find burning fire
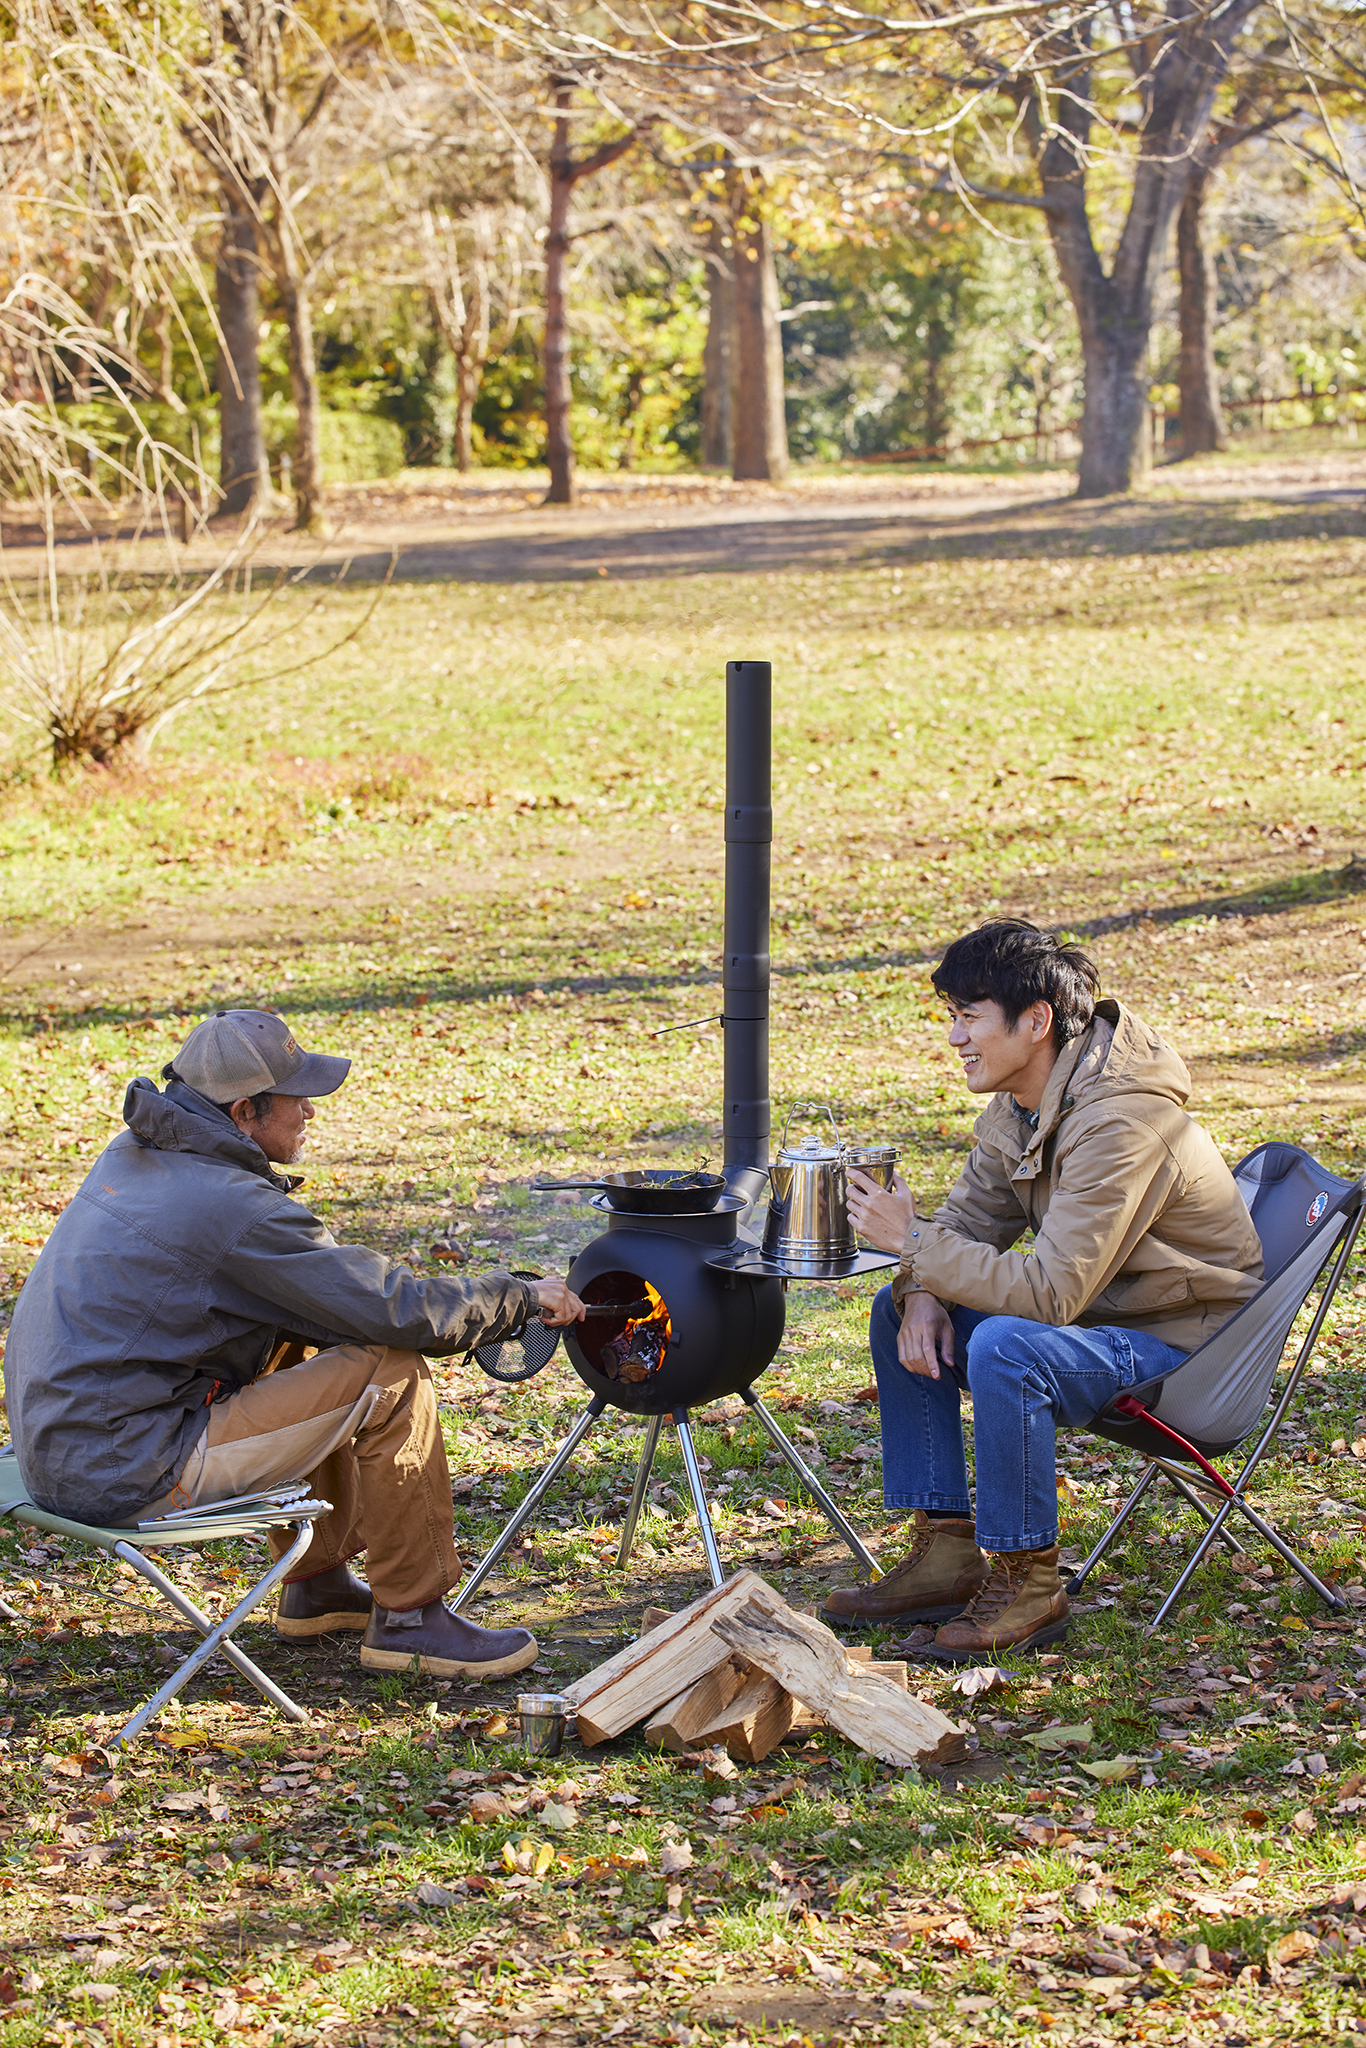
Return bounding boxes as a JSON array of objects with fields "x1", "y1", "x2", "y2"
[
  {"x1": 626, "y1": 1281, "x2": 670, "y2": 1344},
  {"x1": 599, "y1": 1280, "x2": 670, "y2": 1383}
]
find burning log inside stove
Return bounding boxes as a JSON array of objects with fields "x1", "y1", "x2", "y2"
[{"x1": 598, "y1": 1281, "x2": 671, "y2": 1384}]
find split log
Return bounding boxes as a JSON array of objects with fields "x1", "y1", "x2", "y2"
[
  {"x1": 690, "y1": 1671, "x2": 797, "y2": 1763},
  {"x1": 644, "y1": 1655, "x2": 752, "y2": 1752},
  {"x1": 566, "y1": 1571, "x2": 780, "y2": 1745},
  {"x1": 639, "y1": 1606, "x2": 673, "y2": 1637},
  {"x1": 840, "y1": 1644, "x2": 908, "y2": 1687},
  {"x1": 711, "y1": 1598, "x2": 967, "y2": 1767}
]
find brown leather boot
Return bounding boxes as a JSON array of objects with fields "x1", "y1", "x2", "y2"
[
  {"x1": 822, "y1": 1511, "x2": 988, "y2": 1628},
  {"x1": 921, "y1": 1545, "x2": 1070, "y2": 1663}
]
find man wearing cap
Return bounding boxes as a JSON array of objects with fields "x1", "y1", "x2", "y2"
[{"x1": 3, "y1": 1009, "x2": 585, "y2": 1681}]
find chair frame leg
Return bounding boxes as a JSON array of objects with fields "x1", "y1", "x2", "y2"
[
  {"x1": 110, "y1": 1520, "x2": 317, "y2": 1747},
  {"x1": 616, "y1": 1415, "x2": 664, "y2": 1570},
  {"x1": 1160, "y1": 1465, "x2": 1247, "y2": 1557},
  {"x1": 1098, "y1": 1202, "x2": 1366, "y2": 1634},
  {"x1": 741, "y1": 1388, "x2": 883, "y2": 1579},
  {"x1": 450, "y1": 1395, "x2": 606, "y2": 1613},
  {"x1": 1065, "y1": 1462, "x2": 1159, "y2": 1595}
]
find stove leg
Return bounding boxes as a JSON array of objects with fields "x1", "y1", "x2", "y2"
[
  {"x1": 450, "y1": 1395, "x2": 607, "y2": 1613},
  {"x1": 673, "y1": 1408, "x2": 726, "y2": 1591},
  {"x1": 617, "y1": 1415, "x2": 664, "y2": 1570},
  {"x1": 740, "y1": 1388, "x2": 884, "y2": 1580}
]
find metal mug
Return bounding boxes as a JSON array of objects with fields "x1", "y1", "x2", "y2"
[
  {"x1": 844, "y1": 1142, "x2": 900, "y2": 1191},
  {"x1": 517, "y1": 1692, "x2": 568, "y2": 1758}
]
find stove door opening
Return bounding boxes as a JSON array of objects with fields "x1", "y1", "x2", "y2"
[{"x1": 581, "y1": 1270, "x2": 672, "y2": 1385}]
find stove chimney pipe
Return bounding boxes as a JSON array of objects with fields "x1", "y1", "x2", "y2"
[{"x1": 722, "y1": 660, "x2": 771, "y2": 1204}]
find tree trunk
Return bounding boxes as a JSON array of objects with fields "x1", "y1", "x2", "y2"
[
  {"x1": 1071, "y1": 293, "x2": 1153, "y2": 496},
  {"x1": 729, "y1": 174, "x2": 788, "y2": 483},
  {"x1": 215, "y1": 181, "x2": 267, "y2": 518},
  {"x1": 701, "y1": 221, "x2": 734, "y2": 470},
  {"x1": 543, "y1": 103, "x2": 575, "y2": 506},
  {"x1": 454, "y1": 223, "x2": 490, "y2": 474},
  {"x1": 1026, "y1": 0, "x2": 1258, "y2": 497},
  {"x1": 1177, "y1": 166, "x2": 1226, "y2": 457},
  {"x1": 270, "y1": 221, "x2": 323, "y2": 532},
  {"x1": 923, "y1": 308, "x2": 951, "y2": 455}
]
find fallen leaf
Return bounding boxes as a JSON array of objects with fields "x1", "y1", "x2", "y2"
[
  {"x1": 415, "y1": 1881, "x2": 459, "y2": 1907},
  {"x1": 1080, "y1": 1757, "x2": 1138, "y2": 1782},
  {"x1": 539, "y1": 1800, "x2": 578, "y2": 1831},
  {"x1": 501, "y1": 1839, "x2": 554, "y2": 1877},
  {"x1": 660, "y1": 1838, "x2": 694, "y2": 1876},
  {"x1": 1269, "y1": 1929, "x2": 1317, "y2": 1965},
  {"x1": 469, "y1": 1790, "x2": 509, "y2": 1822},
  {"x1": 1292, "y1": 1809, "x2": 1318, "y2": 1835},
  {"x1": 1190, "y1": 1847, "x2": 1228, "y2": 1869},
  {"x1": 953, "y1": 1665, "x2": 1017, "y2": 1698},
  {"x1": 1022, "y1": 1721, "x2": 1093, "y2": 1752}
]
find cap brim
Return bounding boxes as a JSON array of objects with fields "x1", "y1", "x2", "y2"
[{"x1": 285, "y1": 1052, "x2": 351, "y2": 1097}]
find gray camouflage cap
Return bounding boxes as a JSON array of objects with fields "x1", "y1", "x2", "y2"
[{"x1": 174, "y1": 1009, "x2": 350, "y2": 1102}]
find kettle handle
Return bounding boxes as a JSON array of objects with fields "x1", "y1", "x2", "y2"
[{"x1": 780, "y1": 1100, "x2": 844, "y2": 1152}]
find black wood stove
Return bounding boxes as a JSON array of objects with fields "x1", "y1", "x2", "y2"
[{"x1": 452, "y1": 662, "x2": 889, "y2": 1607}]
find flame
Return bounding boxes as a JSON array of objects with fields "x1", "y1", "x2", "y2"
[{"x1": 624, "y1": 1280, "x2": 671, "y2": 1345}]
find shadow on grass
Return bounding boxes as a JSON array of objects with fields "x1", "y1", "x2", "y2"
[
  {"x1": 235, "y1": 485, "x2": 1366, "y2": 588},
  {"x1": 4, "y1": 859, "x2": 1363, "y2": 1044}
]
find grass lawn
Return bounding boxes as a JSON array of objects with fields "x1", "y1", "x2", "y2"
[{"x1": 1, "y1": 459, "x2": 1366, "y2": 2045}]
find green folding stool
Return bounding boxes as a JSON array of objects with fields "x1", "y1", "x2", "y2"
[{"x1": 0, "y1": 1451, "x2": 330, "y2": 1746}]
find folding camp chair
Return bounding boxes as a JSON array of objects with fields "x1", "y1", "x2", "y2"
[
  {"x1": 1067, "y1": 1143, "x2": 1366, "y2": 1634},
  {"x1": 0, "y1": 1449, "x2": 331, "y2": 1746}
]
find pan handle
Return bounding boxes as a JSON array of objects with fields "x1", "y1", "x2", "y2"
[{"x1": 530, "y1": 1177, "x2": 601, "y2": 1191}]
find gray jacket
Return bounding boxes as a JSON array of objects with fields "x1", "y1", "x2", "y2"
[{"x1": 3, "y1": 1077, "x2": 540, "y2": 1524}]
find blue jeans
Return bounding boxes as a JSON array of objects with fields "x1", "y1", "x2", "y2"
[{"x1": 869, "y1": 1286, "x2": 1189, "y2": 1551}]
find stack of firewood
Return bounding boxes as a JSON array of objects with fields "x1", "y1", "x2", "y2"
[{"x1": 561, "y1": 1572, "x2": 967, "y2": 1768}]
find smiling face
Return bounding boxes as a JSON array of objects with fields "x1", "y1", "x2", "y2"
[{"x1": 945, "y1": 996, "x2": 1059, "y2": 1110}]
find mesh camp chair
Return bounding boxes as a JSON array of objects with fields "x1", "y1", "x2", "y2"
[
  {"x1": 1067, "y1": 1143, "x2": 1366, "y2": 1634},
  {"x1": 0, "y1": 1450, "x2": 330, "y2": 1746}
]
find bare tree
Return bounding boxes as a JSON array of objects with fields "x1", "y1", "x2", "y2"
[
  {"x1": 216, "y1": 168, "x2": 271, "y2": 514},
  {"x1": 700, "y1": 214, "x2": 735, "y2": 469},
  {"x1": 420, "y1": 205, "x2": 497, "y2": 472},
  {"x1": 543, "y1": 78, "x2": 641, "y2": 505},
  {"x1": 186, "y1": 0, "x2": 384, "y2": 532},
  {"x1": 728, "y1": 167, "x2": 788, "y2": 482}
]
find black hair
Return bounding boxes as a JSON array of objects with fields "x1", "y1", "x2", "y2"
[
  {"x1": 931, "y1": 920, "x2": 1101, "y2": 1049},
  {"x1": 162, "y1": 1061, "x2": 274, "y2": 1121}
]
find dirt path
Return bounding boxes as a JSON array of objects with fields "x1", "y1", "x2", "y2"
[{"x1": 5, "y1": 448, "x2": 1363, "y2": 586}]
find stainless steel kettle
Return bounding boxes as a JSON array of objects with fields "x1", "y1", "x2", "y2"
[{"x1": 762, "y1": 1104, "x2": 857, "y2": 1270}]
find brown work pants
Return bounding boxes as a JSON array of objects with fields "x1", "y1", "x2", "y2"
[{"x1": 153, "y1": 1344, "x2": 460, "y2": 1611}]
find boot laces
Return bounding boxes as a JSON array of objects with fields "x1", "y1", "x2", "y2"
[
  {"x1": 880, "y1": 1518, "x2": 952, "y2": 1590},
  {"x1": 960, "y1": 1551, "x2": 1030, "y2": 1626}
]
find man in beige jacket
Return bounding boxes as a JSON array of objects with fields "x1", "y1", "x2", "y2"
[{"x1": 825, "y1": 920, "x2": 1262, "y2": 1659}]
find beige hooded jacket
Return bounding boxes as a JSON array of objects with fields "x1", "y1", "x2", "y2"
[{"x1": 892, "y1": 999, "x2": 1263, "y2": 1353}]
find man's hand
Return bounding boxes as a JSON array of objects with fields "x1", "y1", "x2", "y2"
[
  {"x1": 847, "y1": 1167, "x2": 917, "y2": 1253},
  {"x1": 897, "y1": 1292, "x2": 955, "y2": 1379},
  {"x1": 534, "y1": 1276, "x2": 586, "y2": 1325}
]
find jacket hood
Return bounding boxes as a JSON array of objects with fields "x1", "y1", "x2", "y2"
[
  {"x1": 1013, "y1": 1000, "x2": 1192, "y2": 1172},
  {"x1": 122, "y1": 1076, "x2": 300, "y2": 1191}
]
